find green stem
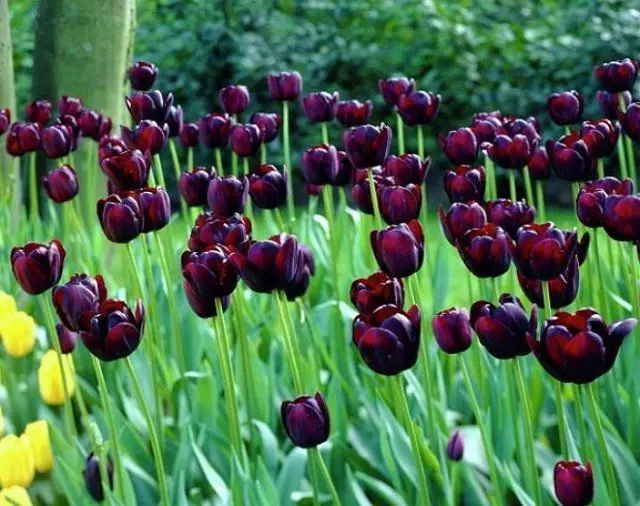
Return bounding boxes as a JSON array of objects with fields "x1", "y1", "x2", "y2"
[
  {"x1": 508, "y1": 170, "x2": 517, "y2": 202},
  {"x1": 321, "y1": 123, "x2": 329, "y2": 145},
  {"x1": 367, "y1": 167, "x2": 383, "y2": 229},
  {"x1": 522, "y1": 166, "x2": 534, "y2": 206},
  {"x1": 29, "y1": 151, "x2": 39, "y2": 222},
  {"x1": 283, "y1": 101, "x2": 295, "y2": 224},
  {"x1": 275, "y1": 291, "x2": 303, "y2": 392},
  {"x1": 396, "y1": 113, "x2": 405, "y2": 154},
  {"x1": 620, "y1": 93, "x2": 637, "y2": 183},
  {"x1": 187, "y1": 146, "x2": 194, "y2": 170},
  {"x1": 597, "y1": 158, "x2": 605, "y2": 179},
  {"x1": 484, "y1": 155, "x2": 497, "y2": 201},
  {"x1": 170, "y1": 139, "x2": 190, "y2": 223},
  {"x1": 153, "y1": 154, "x2": 166, "y2": 188},
  {"x1": 417, "y1": 125, "x2": 424, "y2": 160},
  {"x1": 571, "y1": 182, "x2": 580, "y2": 216},
  {"x1": 91, "y1": 424, "x2": 115, "y2": 504},
  {"x1": 535, "y1": 181, "x2": 546, "y2": 222},
  {"x1": 260, "y1": 144, "x2": 267, "y2": 165},
  {"x1": 309, "y1": 448, "x2": 343, "y2": 506},
  {"x1": 616, "y1": 128, "x2": 629, "y2": 179},
  {"x1": 274, "y1": 207, "x2": 287, "y2": 232},
  {"x1": 215, "y1": 148, "x2": 224, "y2": 176},
  {"x1": 592, "y1": 230, "x2": 610, "y2": 320}
]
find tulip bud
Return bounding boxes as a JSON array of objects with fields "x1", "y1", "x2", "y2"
[
  {"x1": 547, "y1": 91, "x2": 584, "y2": 125},
  {"x1": 267, "y1": 71, "x2": 303, "y2": 101},
  {"x1": 336, "y1": 100, "x2": 373, "y2": 127},
  {"x1": 284, "y1": 245, "x2": 315, "y2": 301},
  {"x1": 38, "y1": 350, "x2": 76, "y2": 405},
  {"x1": 302, "y1": 92, "x2": 339, "y2": 123},
  {"x1": 350, "y1": 272, "x2": 404, "y2": 314},
  {"x1": 0, "y1": 311, "x2": 36, "y2": 358},
  {"x1": 41, "y1": 124, "x2": 73, "y2": 158},
  {"x1": 0, "y1": 108, "x2": 11, "y2": 135},
  {"x1": 397, "y1": 91, "x2": 440, "y2": 126},
  {"x1": 438, "y1": 202, "x2": 487, "y2": 246},
  {"x1": 55, "y1": 324, "x2": 78, "y2": 354},
  {"x1": 384, "y1": 154, "x2": 430, "y2": 185},
  {"x1": 446, "y1": 431, "x2": 464, "y2": 462},
  {"x1": 554, "y1": 461, "x2": 594, "y2": 506},
  {"x1": 179, "y1": 122, "x2": 200, "y2": 148},
  {"x1": 24, "y1": 100, "x2": 52, "y2": 125},
  {"x1": 199, "y1": 113, "x2": 235, "y2": 149},
  {"x1": 471, "y1": 112, "x2": 503, "y2": 144},
  {"x1": 518, "y1": 257, "x2": 581, "y2": 309},
  {"x1": 83, "y1": 452, "x2": 114, "y2": 502},
  {"x1": 0, "y1": 486, "x2": 32, "y2": 505},
  {"x1": 0, "y1": 291, "x2": 17, "y2": 317},
  {"x1": 5, "y1": 122, "x2": 40, "y2": 156},
  {"x1": 301, "y1": 144, "x2": 339, "y2": 185},
  {"x1": 207, "y1": 176, "x2": 249, "y2": 217},
  {"x1": 443, "y1": 165, "x2": 486, "y2": 203},
  {"x1": 0, "y1": 435, "x2": 35, "y2": 488},
  {"x1": 121, "y1": 120, "x2": 168, "y2": 154},
  {"x1": 617, "y1": 102, "x2": 640, "y2": 143},
  {"x1": 457, "y1": 224, "x2": 511, "y2": 278},
  {"x1": 281, "y1": 392, "x2": 330, "y2": 448},
  {"x1": 24, "y1": 420, "x2": 53, "y2": 473},
  {"x1": 188, "y1": 212, "x2": 252, "y2": 252},
  {"x1": 594, "y1": 58, "x2": 639, "y2": 93},
  {"x1": 528, "y1": 146, "x2": 551, "y2": 180},
  {"x1": 101, "y1": 149, "x2": 151, "y2": 191},
  {"x1": 343, "y1": 123, "x2": 392, "y2": 169},
  {"x1": 546, "y1": 133, "x2": 596, "y2": 182},
  {"x1": 335, "y1": 151, "x2": 354, "y2": 186},
  {"x1": 166, "y1": 105, "x2": 184, "y2": 138},
  {"x1": 58, "y1": 114, "x2": 81, "y2": 151},
  {"x1": 488, "y1": 133, "x2": 539, "y2": 170},
  {"x1": 596, "y1": 90, "x2": 630, "y2": 120},
  {"x1": 125, "y1": 90, "x2": 173, "y2": 124},
  {"x1": 580, "y1": 119, "x2": 620, "y2": 158},
  {"x1": 97, "y1": 194, "x2": 144, "y2": 243},
  {"x1": 230, "y1": 123, "x2": 264, "y2": 157},
  {"x1": 219, "y1": 85, "x2": 250, "y2": 115},
  {"x1": 52, "y1": 273, "x2": 107, "y2": 333},
  {"x1": 577, "y1": 177, "x2": 634, "y2": 229},
  {"x1": 249, "y1": 164, "x2": 288, "y2": 209},
  {"x1": 58, "y1": 96, "x2": 84, "y2": 118},
  {"x1": 128, "y1": 60, "x2": 158, "y2": 91},
  {"x1": 179, "y1": 166, "x2": 216, "y2": 207},
  {"x1": 78, "y1": 109, "x2": 112, "y2": 141},
  {"x1": 378, "y1": 182, "x2": 422, "y2": 225},
  {"x1": 432, "y1": 307, "x2": 473, "y2": 354},
  {"x1": 11, "y1": 240, "x2": 66, "y2": 295},
  {"x1": 42, "y1": 165, "x2": 79, "y2": 203},
  {"x1": 378, "y1": 77, "x2": 415, "y2": 106},
  {"x1": 130, "y1": 187, "x2": 171, "y2": 233},
  {"x1": 98, "y1": 135, "x2": 127, "y2": 162},
  {"x1": 249, "y1": 112, "x2": 281, "y2": 143},
  {"x1": 485, "y1": 198, "x2": 535, "y2": 237},
  {"x1": 602, "y1": 192, "x2": 640, "y2": 242},
  {"x1": 439, "y1": 128, "x2": 479, "y2": 165},
  {"x1": 370, "y1": 220, "x2": 424, "y2": 278}
]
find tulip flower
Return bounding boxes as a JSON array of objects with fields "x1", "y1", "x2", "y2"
[
  {"x1": 443, "y1": 165, "x2": 486, "y2": 203},
  {"x1": 485, "y1": 198, "x2": 536, "y2": 237},
  {"x1": 179, "y1": 166, "x2": 216, "y2": 207},
  {"x1": 378, "y1": 182, "x2": 422, "y2": 224},
  {"x1": 128, "y1": 187, "x2": 171, "y2": 233},
  {"x1": 335, "y1": 150, "x2": 355, "y2": 186},
  {"x1": 284, "y1": 245, "x2": 315, "y2": 301},
  {"x1": 301, "y1": 144, "x2": 339, "y2": 185},
  {"x1": 267, "y1": 71, "x2": 303, "y2": 101},
  {"x1": 343, "y1": 123, "x2": 392, "y2": 169},
  {"x1": 24, "y1": 99, "x2": 52, "y2": 125},
  {"x1": 384, "y1": 154, "x2": 430, "y2": 185},
  {"x1": 446, "y1": 431, "x2": 464, "y2": 462},
  {"x1": 125, "y1": 90, "x2": 173, "y2": 124},
  {"x1": 350, "y1": 272, "x2": 404, "y2": 314},
  {"x1": 179, "y1": 122, "x2": 200, "y2": 148},
  {"x1": 249, "y1": 112, "x2": 281, "y2": 143},
  {"x1": 602, "y1": 193, "x2": 640, "y2": 241},
  {"x1": 101, "y1": 148, "x2": 151, "y2": 191},
  {"x1": 83, "y1": 452, "x2": 114, "y2": 502},
  {"x1": 370, "y1": 220, "x2": 424, "y2": 278},
  {"x1": 98, "y1": 135, "x2": 127, "y2": 161},
  {"x1": 97, "y1": 194, "x2": 144, "y2": 243},
  {"x1": 528, "y1": 146, "x2": 551, "y2": 180},
  {"x1": 487, "y1": 132, "x2": 538, "y2": 169},
  {"x1": 432, "y1": 307, "x2": 473, "y2": 354},
  {"x1": 305, "y1": 182, "x2": 322, "y2": 196},
  {"x1": 58, "y1": 115, "x2": 81, "y2": 151},
  {"x1": 518, "y1": 256, "x2": 581, "y2": 309},
  {"x1": 249, "y1": 164, "x2": 288, "y2": 209},
  {"x1": 10, "y1": 240, "x2": 66, "y2": 295},
  {"x1": 199, "y1": 113, "x2": 235, "y2": 149},
  {"x1": 596, "y1": 90, "x2": 630, "y2": 119},
  {"x1": 579, "y1": 119, "x2": 620, "y2": 158},
  {"x1": 121, "y1": 120, "x2": 168, "y2": 154},
  {"x1": 24, "y1": 420, "x2": 53, "y2": 473},
  {"x1": 0, "y1": 311, "x2": 36, "y2": 358},
  {"x1": 188, "y1": 212, "x2": 252, "y2": 252},
  {"x1": 42, "y1": 165, "x2": 79, "y2": 203},
  {"x1": 439, "y1": 127, "x2": 479, "y2": 165},
  {"x1": 594, "y1": 58, "x2": 639, "y2": 93},
  {"x1": 547, "y1": 91, "x2": 584, "y2": 125},
  {"x1": 577, "y1": 177, "x2": 634, "y2": 228},
  {"x1": 281, "y1": 392, "x2": 330, "y2": 448},
  {"x1": 207, "y1": 176, "x2": 249, "y2": 217},
  {"x1": 58, "y1": 96, "x2": 84, "y2": 118},
  {"x1": 128, "y1": 60, "x2": 158, "y2": 91},
  {"x1": 471, "y1": 112, "x2": 503, "y2": 144},
  {"x1": 529, "y1": 309, "x2": 637, "y2": 383},
  {"x1": 302, "y1": 92, "x2": 339, "y2": 123},
  {"x1": 0, "y1": 486, "x2": 32, "y2": 506},
  {"x1": 230, "y1": 123, "x2": 264, "y2": 157},
  {"x1": 219, "y1": 85, "x2": 250, "y2": 115},
  {"x1": 397, "y1": 91, "x2": 441, "y2": 126},
  {"x1": 378, "y1": 77, "x2": 415, "y2": 106},
  {"x1": 40, "y1": 124, "x2": 73, "y2": 158},
  {"x1": 78, "y1": 109, "x2": 112, "y2": 141},
  {"x1": 456, "y1": 224, "x2": 511, "y2": 278},
  {"x1": 438, "y1": 201, "x2": 487, "y2": 246},
  {"x1": 336, "y1": 99, "x2": 373, "y2": 127},
  {"x1": 81, "y1": 298, "x2": 145, "y2": 361},
  {"x1": 166, "y1": 105, "x2": 183, "y2": 138},
  {"x1": 38, "y1": 350, "x2": 76, "y2": 404},
  {"x1": 0, "y1": 291, "x2": 17, "y2": 317},
  {"x1": 5, "y1": 122, "x2": 40, "y2": 156},
  {"x1": 230, "y1": 233, "x2": 300, "y2": 293},
  {"x1": 546, "y1": 132, "x2": 596, "y2": 182},
  {"x1": 0, "y1": 434, "x2": 35, "y2": 488},
  {"x1": 554, "y1": 461, "x2": 594, "y2": 506},
  {"x1": 0, "y1": 108, "x2": 10, "y2": 135},
  {"x1": 52, "y1": 273, "x2": 107, "y2": 332},
  {"x1": 352, "y1": 168, "x2": 389, "y2": 215},
  {"x1": 55, "y1": 324, "x2": 78, "y2": 354},
  {"x1": 617, "y1": 102, "x2": 640, "y2": 143}
]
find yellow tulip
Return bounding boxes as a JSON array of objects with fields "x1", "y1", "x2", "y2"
[
  {"x1": 0, "y1": 434, "x2": 35, "y2": 488},
  {"x1": 38, "y1": 350, "x2": 76, "y2": 406},
  {"x1": 24, "y1": 420, "x2": 54, "y2": 473},
  {"x1": 0, "y1": 291, "x2": 17, "y2": 319},
  {"x1": 0, "y1": 311, "x2": 36, "y2": 358},
  {"x1": 0, "y1": 486, "x2": 33, "y2": 506}
]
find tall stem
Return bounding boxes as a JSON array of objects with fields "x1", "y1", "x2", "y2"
[
  {"x1": 484, "y1": 155, "x2": 497, "y2": 200},
  {"x1": 522, "y1": 166, "x2": 534, "y2": 206},
  {"x1": 597, "y1": 158, "x2": 605, "y2": 179},
  {"x1": 592, "y1": 230, "x2": 610, "y2": 320},
  {"x1": 367, "y1": 167, "x2": 383, "y2": 229},
  {"x1": 620, "y1": 93, "x2": 637, "y2": 184},
  {"x1": 283, "y1": 101, "x2": 295, "y2": 224},
  {"x1": 187, "y1": 146, "x2": 194, "y2": 169},
  {"x1": 508, "y1": 170, "x2": 517, "y2": 202},
  {"x1": 616, "y1": 128, "x2": 629, "y2": 179},
  {"x1": 396, "y1": 113, "x2": 405, "y2": 154},
  {"x1": 215, "y1": 148, "x2": 224, "y2": 176},
  {"x1": 260, "y1": 144, "x2": 267, "y2": 165},
  {"x1": 275, "y1": 291, "x2": 303, "y2": 392},
  {"x1": 309, "y1": 448, "x2": 343, "y2": 506},
  {"x1": 153, "y1": 154, "x2": 166, "y2": 188},
  {"x1": 417, "y1": 125, "x2": 424, "y2": 159},
  {"x1": 29, "y1": 151, "x2": 39, "y2": 223},
  {"x1": 321, "y1": 123, "x2": 329, "y2": 145},
  {"x1": 170, "y1": 139, "x2": 190, "y2": 223},
  {"x1": 535, "y1": 181, "x2": 546, "y2": 222}
]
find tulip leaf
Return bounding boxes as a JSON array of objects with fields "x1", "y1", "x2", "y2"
[
  {"x1": 190, "y1": 429, "x2": 230, "y2": 503},
  {"x1": 276, "y1": 447, "x2": 308, "y2": 505},
  {"x1": 354, "y1": 471, "x2": 408, "y2": 506}
]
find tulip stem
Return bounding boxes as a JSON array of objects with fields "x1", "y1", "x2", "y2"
[
  {"x1": 282, "y1": 101, "x2": 295, "y2": 224},
  {"x1": 170, "y1": 139, "x2": 190, "y2": 225},
  {"x1": 274, "y1": 207, "x2": 287, "y2": 232},
  {"x1": 522, "y1": 166, "x2": 534, "y2": 206},
  {"x1": 508, "y1": 170, "x2": 517, "y2": 202},
  {"x1": 215, "y1": 148, "x2": 224, "y2": 176},
  {"x1": 29, "y1": 151, "x2": 39, "y2": 225},
  {"x1": 260, "y1": 144, "x2": 267, "y2": 165},
  {"x1": 597, "y1": 158, "x2": 605, "y2": 179},
  {"x1": 396, "y1": 113, "x2": 405, "y2": 154},
  {"x1": 187, "y1": 147, "x2": 194, "y2": 169},
  {"x1": 592, "y1": 230, "x2": 611, "y2": 320},
  {"x1": 535, "y1": 181, "x2": 546, "y2": 222},
  {"x1": 321, "y1": 123, "x2": 329, "y2": 145},
  {"x1": 417, "y1": 125, "x2": 424, "y2": 160},
  {"x1": 619, "y1": 94, "x2": 638, "y2": 184},
  {"x1": 484, "y1": 154, "x2": 497, "y2": 201},
  {"x1": 275, "y1": 290, "x2": 304, "y2": 392},
  {"x1": 124, "y1": 357, "x2": 170, "y2": 506},
  {"x1": 309, "y1": 448, "x2": 343, "y2": 506},
  {"x1": 367, "y1": 167, "x2": 383, "y2": 229},
  {"x1": 153, "y1": 154, "x2": 166, "y2": 188},
  {"x1": 616, "y1": 124, "x2": 629, "y2": 179}
]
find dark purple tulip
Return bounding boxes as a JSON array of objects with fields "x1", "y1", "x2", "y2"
[
  {"x1": 350, "y1": 272, "x2": 403, "y2": 314},
  {"x1": 580, "y1": 119, "x2": 620, "y2": 158},
  {"x1": 58, "y1": 114, "x2": 81, "y2": 152},
  {"x1": 443, "y1": 165, "x2": 486, "y2": 203},
  {"x1": 98, "y1": 135, "x2": 127, "y2": 162},
  {"x1": 305, "y1": 182, "x2": 323, "y2": 196},
  {"x1": 188, "y1": 212, "x2": 252, "y2": 252},
  {"x1": 335, "y1": 150, "x2": 354, "y2": 186},
  {"x1": 249, "y1": 164, "x2": 288, "y2": 209},
  {"x1": 199, "y1": 113, "x2": 235, "y2": 149},
  {"x1": 52, "y1": 274, "x2": 107, "y2": 333},
  {"x1": 0, "y1": 108, "x2": 11, "y2": 135},
  {"x1": 281, "y1": 392, "x2": 330, "y2": 448},
  {"x1": 596, "y1": 90, "x2": 631, "y2": 120},
  {"x1": 41, "y1": 124, "x2": 73, "y2": 158},
  {"x1": 249, "y1": 112, "x2": 281, "y2": 143},
  {"x1": 438, "y1": 201, "x2": 487, "y2": 246},
  {"x1": 336, "y1": 100, "x2": 373, "y2": 127},
  {"x1": 378, "y1": 183, "x2": 422, "y2": 225},
  {"x1": 125, "y1": 90, "x2": 173, "y2": 124},
  {"x1": 83, "y1": 452, "x2": 114, "y2": 502},
  {"x1": 179, "y1": 166, "x2": 216, "y2": 207},
  {"x1": 577, "y1": 177, "x2": 634, "y2": 228},
  {"x1": 301, "y1": 144, "x2": 339, "y2": 185},
  {"x1": 56, "y1": 323, "x2": 78, "y2": 354},
  {"x1": 181, "y1": 246, "x2": 238, "y2": 317},
  {"x1": 546, "y1": 133, "x2": 596, "y2": 182},
  {"x1": 58, "y1": 96, "x2": 84, "y2": 118},
  {"x1": 42, "y1": 165, "x2": 79, "y2": 203},
  {"x1": 97, "y1": 194, "x2": 143, "y2": 243},
  {"x1": 353, "y1": 304, "x2": 420, "y2": 375},
  {"x1": 10, "y1": 240, "x2": 66, "y2": 295},
  {"x1": 25, "y1": 99, "x2": 52, "y2": 125},
  {"x1": 503, "y1": 117, "x2": 541, "y2": 144},
  {"x1": 121, "y1": 120, "x2": 168, "y2": 155},
  {"x1": 487, "y1": 133, "x2": 537, "y2": 169},
  {"x1": 384, "y1": 154, "x2": 430, "y2": 185},
  {"x1": 207, "y1": 176, "x2": 249, "y2": 217},
  {"x1": 602, "y1": 193, "x2": 640, "y2": 241},
  {"x1": 343, "y1": 123, "x2": 392, "y2": 169},
  {"x1": 471, "y1": 112, "x2": 503, "y2": 144},
  {"x1": 554, "y1": 461, "x2": 594, "y2": 506},
  {"x1": 230, "y1": 234, "x2": 300, "y2": 293},
  {"x1": 594, "y1": 58, "x2": 639, "y2": 93},
  {"x1": 284, "y1": 244, "x2": 315, "y2": 301},
  {"x1": 397, "y1": 91, "x2": 440, "y2": 126},
  {"x1": 5, "y1": 122, "x2": 41, "y2": 156},
  {"x1": 166, "y1": 105, "x2": 184, "y2": 137},
  {"x1": 456, "y1": 224, "x2": 511, "y2": 278},
  {"x1": 128, "y1": 61, "x2": 157, "y2": 91},
  {"x1": 470, "y1": 294, "x2": 535, "y2": 359},
  {"x1": 82, "y1": 298, "x2": 146, "y2": 361},
  {"x1": 528, "y1": 146, "x2": 551, "y2": 180},
  {"x1": 378, "y1": 77, "x2": 415, "y2": 106},
  {"x1": 230, "y1": 123, "x2": 264, "y2": 157},
  {"x1": 268, "y1": 71, "x2": 303, "y2": 102},
  {"x1": 302, "y1": 92, "x2": 339, "y2": 123},
  {"x1": 485, "y1": 198, "x2": 536, "y2": 237},
  {"x1": 78, "y1": 109, "x2": 112, "y2": 141},
  {"x1": 130, "y1": 187, "x2": 171, "y2": 233},
  {"x1": 101, "y1": 149, "x2": 151, "y2": 191},
  {"x1": 370, "y1": 220, "x2": 424, "y2": 278},
  {"x1": 530, "y1": 309, "x2": 637, "y2": 384},
  {"x1": 179, "y1": 122, "x2": 200, "y2": 148},
  {"x1": 219, "y1": 85, "x2": 250, "y2": 115},
  {"x1": 439, "y1": 127, "x2": 479, "y2": 165},
  {"x1": 518, "y1": 256, "x2": 581, "y2": 309},
  {"x1": 432, "y1": 307, "x2": 472, "y2": 354},
  {"x1": 446, "y1": 431, "x2": 464, "y2": 462},
  {"x1": 547, "y1": 91, "x2": 584, "y2": 125},
  {"x1": 617, "y1": 102, "x2": 640, "y2": 143},
  {"x1": 351, "y1": 167, "x2": 390, "y2": 214}
]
